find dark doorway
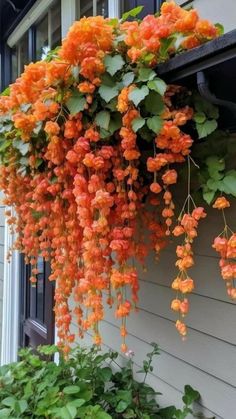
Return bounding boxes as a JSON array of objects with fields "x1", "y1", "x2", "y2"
[{"x1": 19, "y1": 256, "x2": 54, "y2": 348}]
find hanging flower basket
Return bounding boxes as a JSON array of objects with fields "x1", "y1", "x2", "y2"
[{"x1": 0, "y1": 1, "x2": 234, "y2": 354}]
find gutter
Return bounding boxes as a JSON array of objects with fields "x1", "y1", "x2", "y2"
[{"x1": 156, "y1": 29, "x2": 236, "y2": 82}]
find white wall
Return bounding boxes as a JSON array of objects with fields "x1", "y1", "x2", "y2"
[
  {"x1": 176, "y1": 0, "x2": 236, "y2": 33},
  {"x1": 0, "y1": 193, "x2": 5, "y2": 357},
  {"x1": 70, "y1": 200, "x2": 236, "y2": 418}
]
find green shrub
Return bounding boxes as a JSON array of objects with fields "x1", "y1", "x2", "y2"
[{"x1": 0, "y1": 344, "x2": 212, "y2": 418}]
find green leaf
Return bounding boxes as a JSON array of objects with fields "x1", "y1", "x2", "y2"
[
  {"x1": 15, "y1": 400, "x2": 28, "y2": 414},
  {"x1": 38, "y1": 344, "x2": 59, "y2": 355},
  {"x1": 116, "y1": 400, "x2": 130, "y2": 413},
  {"x1": 57, "y1": 405, "x2": 77, "y2": 419},
  {"x1": 0, "y1": 408, "x2": 11, "y2": 418},
  {"x1": 109, "y1": 112, "x2": 122, "y2": 134},
  {"x1": 95, "y1": 111, "x2": 111, "y2": 131},
  {"x1": 99, "y1": 85, "x2": 119, "y2": 103},
  {"x1": 66, "y1": 90, "x2": 86, "y2": 115},
  {"x1": 222, "y1": 175, "x2": 236, "y2": 197},
  {"x1": 203, "y1": 190, "x2": 215, "y2": 204},
  {"x1": 20, "y1": 157, "x2": 29, "y2": 166},
  {"x1": 193, "y1": 112, "x2": 206, "y2": 124},
  {"x1": 98, "y1": 367, "x2": 112, "y2": 381},
  {"x1": 63, "y1": 385, "x2": 80, "y2": 395},
  {"x1": 33, "y1": 121, "x2": 43, "y2": 135},
  {"x1": 100, "y1": 72, "x2": 116, "y2": 87},
  {"x1": 147, "y1": 78, "x2": 167, "y2": 96},
  {"x1": 0, "y1": 86, "x2": 10, "y2": 96},
  {"x1": 131, "y1": 117, "x2": 145, "y2": 132},
  {"x1": 157, "y1": 406, "x2": 177, "y2": 419},
  {"x1": 35, "y1": 158, "x2": 43, "y2": 169},
  {"x1": 183, "y1": 385, "x2": 200, "y2": 406},
  {"x1": 128, "y1": 86, "x2": 149, "y2": 107},
  {"x1": 147, "y1": 116, "x2": 163, "y2": 134},
  {"x1": 0, "y1": 139, "x2": 11, "y2": 152},
  {"x1": 122, "y1": 6, "x2": 144, "y2": 22},
  {"x1": 159, "y1": 36, "x2": 176, "y2": 59},
  {"x1": 215, "y1": 23, "x2": 224, "y2": 35},
  {"x1": 144, "y1": 91, "x2": 164, "y2": 115},
  {"x1": 206, "y1": 155, "x2": 225, "y2": 172},
  {"x1": 104, "y1": 55, "x2": 125, "y2": 76},
  {"x1": 122, "y1": 72, "x2": 135, "y2": 87},
  {"x1": 116, "y1": 390, "x2": 132, "y2": 403},
  {"x1": 66, "y1": 403, "x2": 77, "y2": 418},
  {"x1": 69, "y1": 399, "x2": 86, "y2": 408},
  {"x1": 20, "y1": 103, "x2": 31, "y2": 112},
  {"x1": 96, "y1": 412, "x2": 112, "y2": 419},
  {"x1": 137, "y1": 68, "x2": 156, "y2": 82},
  {"x1": 12, "y1": 139, "x2": 30, "y2": 156},
  {"x1": 1, "y1": 397, "x2": 16, "y2": 408},
  {"x1": 206, "y1": 178, "x2": 221, "y2": 191},
  {"x1": 196, "y1": 119, "x2": 217, "y2": 139},
  {"x1": 100, "y1": 128, "x2": 111, "y2": 139},
  {"x1": 194, "y1": 95, "x2": 219, "y2": 119},
  {"x1": 71, "y1": 65, "x2": 80, "y2": 80}
]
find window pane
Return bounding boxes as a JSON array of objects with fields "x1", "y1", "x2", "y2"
[
  {"x1": 78, "y1": 0, "x2": 108, "y2": 17},
  {"x1": 121, "y1": 0, "x2": 131, "y2": 13},
  {"x1": 80, "y1": 0, "x2": 93, "y2": 17},
  {"x1": 11, "y1": 46, "x2": 18, "y2": 82},
  {"x1": 19, "y1": 33, "x2": 29, "y2": 75},
  {"x1": 36, "y1": 257, "x2": 45, "y2": 323},
  {"x1": 97, "y1": 0, "x2": 108, "y2": 17},
  {"x1": 36, "y1": 274, "x2": 44, "y2": 323},
  {"x1": 51, "y1": 0, "x2": 61, "y2": 49},
  {"x1": 36, "y1": 14, "x2": 49, "y2": 60}
]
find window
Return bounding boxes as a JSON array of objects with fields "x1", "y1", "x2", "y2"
[
  {"x1": 77, "y1": 0, "x2": 108, "y2": 18},
  {"x1": 36, "y1": 0, "x2": 61, "y2": 60},
  {"x1": 121, "y1": 0, "x2": 132, "y2": 14},
  {"x1": 10, "y1": 0, "x2": 61, "y2": 78},
  {"x1": 36, "y1": 15, "x2": 49, "y2": 60},
  {"x1": 11, "y1": 32, "x2": 29, "y2": 79}
]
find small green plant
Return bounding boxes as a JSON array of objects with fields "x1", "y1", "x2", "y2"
[{"x1": 0, "y1": 344, "x2": 213, "y2": 418}]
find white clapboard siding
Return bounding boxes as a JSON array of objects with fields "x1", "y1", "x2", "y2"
[
  {"x1": 138, "y1": 246, "x2": 233, "y2": 303},
  {"x1": 69, "y1": 199, "x2": 236, "y2": 418},
  {"x1": 101, "y1": 308, "x2": 236, "y2": 386},
  {"x1": 137, "y1": 280, "x2": 236, "y2": 345},
  {"x1": 71, "y1": 325, "x2": 221, "y2": 419},
  {"x1": 175, "y1": 0, "x2": 236, "y2": 33},
  {"x1": 0, "y1": 228, "x2": 4, "y2": 246},
  {"x1": 0, "y1": 201, "x2": 5, "y2": 356},
  {"x1": 70, "y1": 319, "x2": 229, "y2": 419}
]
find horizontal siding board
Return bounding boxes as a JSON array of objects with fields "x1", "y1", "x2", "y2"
[
  {"x1": 70, "y1": 319, "x2": 232, "y2": 418},
  {"x1": 0, "y1": 245, "x2": 4, "y2": 263},
  {"x1": 99, "y1": 308, "x2": 236, "y2": 387},
  {"x1": 75, "y1": 328, "x2": 221, "y2": 419},
  {"x1": 138, "y1": 249, "x2": 231, "y2": 302},
  {"x1": 137, "y1": 279, "x2": 236, "y2": 345},
  {"x1": 0, "y1": 280, "x2": 3, "y2": 299},
  {"x1": 0, "y1": 263, "x2": 4, "y2": 280},
  {"x1": 0, "y1": 208, "x2": 5, "y2": 227},
  {"x1": 0, "y1": 227, "x2": 4, "y2": 245}
]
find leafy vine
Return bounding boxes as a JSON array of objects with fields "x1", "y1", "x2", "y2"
[{"x1": 0, "y1": 2, "x2": 233, "y2": 353}]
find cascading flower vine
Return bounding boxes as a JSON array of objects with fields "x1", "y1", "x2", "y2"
[
  {"x1": 212, "y1": 197, "x2": 236, "y2": 300},
  {"x1": 0, "y1": 2, "x2": 226, "y2": 352}
]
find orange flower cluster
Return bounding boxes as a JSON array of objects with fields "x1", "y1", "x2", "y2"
[
  {"x1": 0, "y1": 6, "x2": 222, "y2": 352},
  {"x1": 212, "y1": 197, "x2": 236, "y2": 300},
  {"x1": 121, "y1": 1, "x2": 219, "y2": 64},
  {"x1": 171, "y1": 206, "x2": 206, "y2": 336}
]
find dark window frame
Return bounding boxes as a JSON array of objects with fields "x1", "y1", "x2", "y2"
[{"x1": 19, "y1": 255, "x2": 54, "y2": 349}]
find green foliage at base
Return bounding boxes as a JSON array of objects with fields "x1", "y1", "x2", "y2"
[{"x1": 0, "y1": 344, "x2": 213, "y2": 419}]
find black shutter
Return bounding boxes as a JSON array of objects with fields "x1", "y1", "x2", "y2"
[
  {"x1": 124, "y1": 1, "x2": 164, "y2": 17},
  {"x1": 137, "y1": 0, "x2": 157, "y2": 16}
]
